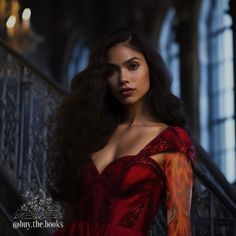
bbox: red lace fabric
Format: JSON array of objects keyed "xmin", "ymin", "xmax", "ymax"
[{"xmin": 53, "ymin": 126, "xmax": 195, "ymax": 236}]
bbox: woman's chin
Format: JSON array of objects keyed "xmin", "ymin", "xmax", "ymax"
[
  {"xmin": 118, "ymin": 98, "xmax": 143, "ymax": 106},
  {"xmin": 118, "ymin": 97, "xmax": 135, "ymax": 105}
]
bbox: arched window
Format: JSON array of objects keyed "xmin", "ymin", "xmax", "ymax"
[
  {"xmin": 199, "ymin": 0, "xmax": 235, "ymax": 183},
  {"xmin": 158, "ymin": 8, "xmax": 180, "ymax": 97},
  {"xmin": 67, "ymin": 40, "xmax": 89, "ymax": 86}
]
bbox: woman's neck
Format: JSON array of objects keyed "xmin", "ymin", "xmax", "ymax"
[{"xmin": 122, "ymin": 103, "xmax": 157, "ymax": 127}]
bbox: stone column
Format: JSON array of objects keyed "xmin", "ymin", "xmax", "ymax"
[{"xmin": 173, "ymin": 1, "xmax": 200, "ymax": 139}]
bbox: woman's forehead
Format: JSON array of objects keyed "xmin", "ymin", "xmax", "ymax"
[{"xmin": 106, "ymin": 43, "xmax": 145, "ymax": 64}]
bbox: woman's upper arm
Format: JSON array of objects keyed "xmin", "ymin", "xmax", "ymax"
[{"xmin": 163, "ymin": 152, "xmax": 193, "ymax": 236}]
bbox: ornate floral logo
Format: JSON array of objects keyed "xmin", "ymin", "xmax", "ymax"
[{"xmin": 14, "ymin": 189, "xmax": 63, "ymax": 221}]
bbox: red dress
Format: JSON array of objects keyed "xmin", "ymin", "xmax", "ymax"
[{"xmin": 53, "ymin": 126, "xmax": 195, "ymax": 236}]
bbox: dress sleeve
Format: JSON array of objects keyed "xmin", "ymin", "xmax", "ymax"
[
  {"xmin": 142, "ymin": 126, "xmax": 196, "ymax": 164},
  {"xmin": 152, "ymin": 126, "xmax": 194, "ymax": 236},
  {"xmin": 172, "ymin": 127, "xmax": 195, "ymax": 164},
  {"xmin": 163, "ymin": 151, "xmax": 193, "ymax": 236}
]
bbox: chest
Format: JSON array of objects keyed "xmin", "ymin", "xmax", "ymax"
[
  {"xmin": 90, "ymin": 125, "xmax": 171, "ymax": 175},
  {"xmin": 93, "ymin": 129, "xmax": 157, "ymax": 163}
]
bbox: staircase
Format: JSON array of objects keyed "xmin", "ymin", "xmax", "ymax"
[
  {"xmin": 0, "ymin": 39, "xmax": 235, "ymax": 236},
  {"xmin": 0, "ymin": 39, "xmax": 65, "ymax": 236}
]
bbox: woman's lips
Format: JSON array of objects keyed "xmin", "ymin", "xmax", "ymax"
[{"xmin": 119, "ymin": 88, "xmax": 135, "ymax": 97}]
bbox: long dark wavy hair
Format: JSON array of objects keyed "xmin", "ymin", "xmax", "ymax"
[{"xmin": 47, "ymin": 28, "xmax": 187, "ymax": 201}]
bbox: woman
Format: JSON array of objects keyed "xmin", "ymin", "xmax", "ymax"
[{"xmin": 48, "ymin": 28, "xmax": 195, "ymax": 236}]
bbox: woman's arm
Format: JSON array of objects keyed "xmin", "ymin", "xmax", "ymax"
[{"xmin": 163, "ymin": 152, "xmax": 193, "ymax": 236}]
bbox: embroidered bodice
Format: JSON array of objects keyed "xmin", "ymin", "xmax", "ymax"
[{"xmin": 53, "ymin": 126, "xmax": 195, "ymax": 236}]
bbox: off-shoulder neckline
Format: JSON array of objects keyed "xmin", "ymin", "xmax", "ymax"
[{"xmin": 89, "ymin": 126, "xmax": 172, "ymax": 175}]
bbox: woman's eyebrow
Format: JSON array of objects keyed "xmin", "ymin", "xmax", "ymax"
[
  {"xmin": 123, "ymin": 57, "xmax": 141, "ymax": 65},
  {"xmin": 107, "ymin": 57, "xmax": 141, "ymax": 66}
]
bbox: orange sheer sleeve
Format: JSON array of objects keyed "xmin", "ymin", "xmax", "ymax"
[{"xmin": 163, "ymin": 152, "xmax": 193, "ymax": 236}]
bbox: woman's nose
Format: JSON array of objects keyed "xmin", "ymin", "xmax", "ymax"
[{"xmin": 119, "ymin": 69, "xmax": 129, "ymax": 83}]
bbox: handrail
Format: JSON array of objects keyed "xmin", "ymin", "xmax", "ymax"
[
  {"xmin": 0, "ymin": 38, "xmax": 68, "ymax": 96},
  {"xmin": 194, "ymin": 142, "xmax": 236, "ymax": 217}
]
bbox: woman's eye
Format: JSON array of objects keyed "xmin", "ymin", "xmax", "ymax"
[
  {"xmin": 128, "ymin": 63, "xmax": 139, "ymax": 70},
  {"xmin": 107, "ymin": 67, "xmax": 118, "ymax": 76}
]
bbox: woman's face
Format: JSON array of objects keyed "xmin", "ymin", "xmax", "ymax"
[{"xmin": 106, "ymin": 43, "xmax": 150, "ymax": 106}]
